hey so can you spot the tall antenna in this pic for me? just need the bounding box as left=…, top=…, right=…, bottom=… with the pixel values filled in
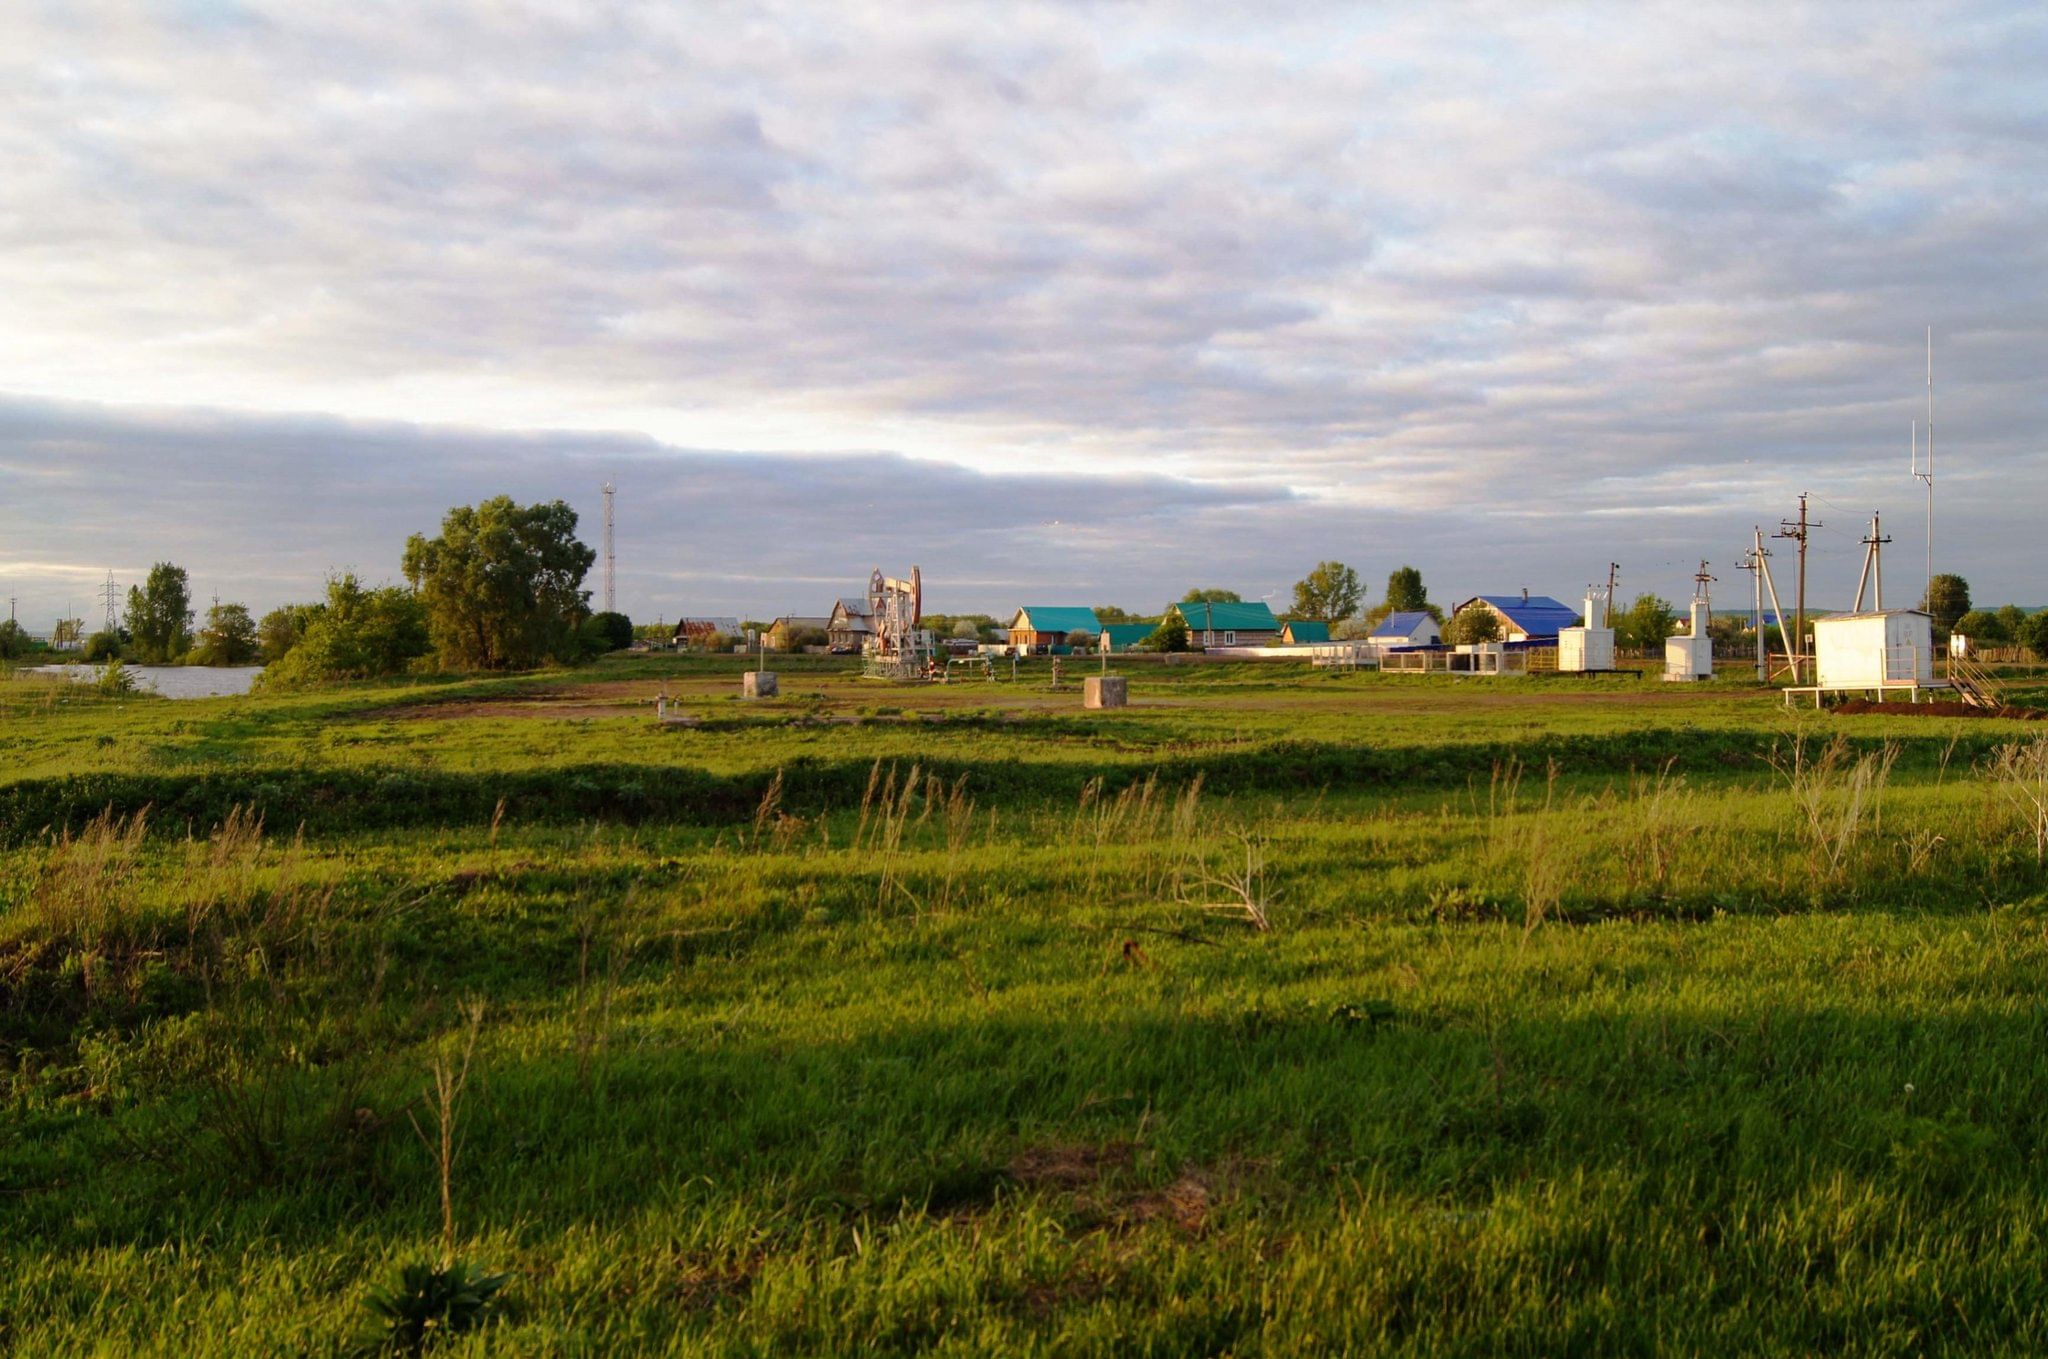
left=602, top=479, right=616, bottom=615
left=1911, top=327, right=1933, bottom=610
left=100, top=570, right=121, bottom=635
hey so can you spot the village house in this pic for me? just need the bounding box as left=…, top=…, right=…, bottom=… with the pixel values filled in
left=1100, top=622, right=1156, bottom=653
left=1449, top=593, right=1579, bottom=644
left=1278, top=619, right=1331, bottom=645
left=671, top=616, right=743, bottom=647
left=1169, top=600, right=1280, bottom=648
left=1368, top=610, right=1442, bottom=648
left=765, top=615, right=832, bottom=651
left=1008, top=606, right=1101, bottom=653
left=826, top=597, right=873, bottom=653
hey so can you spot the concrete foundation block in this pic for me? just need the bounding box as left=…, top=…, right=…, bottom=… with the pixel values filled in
left=742, top=670, right=779, bottom=699
left=1084, top=675, right=1128, bottom=709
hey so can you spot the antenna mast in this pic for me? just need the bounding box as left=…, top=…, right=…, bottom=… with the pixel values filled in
left=1911, top=327, right=1933, bottom=610
left=602, top=479, right=616, bottom=615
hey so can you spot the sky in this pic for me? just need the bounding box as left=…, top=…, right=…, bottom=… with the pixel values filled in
left=3, top=0, right=2046, bottom=628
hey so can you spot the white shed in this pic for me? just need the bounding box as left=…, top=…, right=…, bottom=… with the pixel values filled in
left=1663, top=597, right=1713, bottom=682
left=1813, top=610, right=1935, bottom=691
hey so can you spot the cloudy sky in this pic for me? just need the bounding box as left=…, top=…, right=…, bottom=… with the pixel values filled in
left=3, top=1, right=2045, bottom=627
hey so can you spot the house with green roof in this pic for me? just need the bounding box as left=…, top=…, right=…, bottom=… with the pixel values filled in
left=1008, top=606, right=1101, bottom=653
left=1100, top=622, right=1157, bottom=653
left=1279, top=619, right=1331, bottom=645
left=1169, top=600, right=1280, bottom=648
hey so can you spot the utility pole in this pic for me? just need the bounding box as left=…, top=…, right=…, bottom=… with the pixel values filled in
left=602, top=480, right=617, bottom=616
left=100, top=571, right=121, bottom=635
left=1775, top=494, right=1819, bottom=684
left=1853, top=513, right=1892, bottom=613
left=1737, top=534, right=1769, bottom=682
left=1605, top=562, right=1620, bottom=628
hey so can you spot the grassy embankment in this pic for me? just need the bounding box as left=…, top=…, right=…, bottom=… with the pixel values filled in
left=6, top=655, right=2048, bottom=1355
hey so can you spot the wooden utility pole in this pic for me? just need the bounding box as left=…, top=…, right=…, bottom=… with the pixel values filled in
left=1605, top=562, right=1620, bottom=628
left=1775, top=494, right=1819, bottom=684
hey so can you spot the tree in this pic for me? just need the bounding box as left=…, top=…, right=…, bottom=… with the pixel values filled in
left=587, top=611, right=634, bottom=653
left=1615, top=594, right=1677, bottom=650
left=124, top=562, right=192, bottom=663
left=83, top=631, right=123, bottom=662
left=1145, top=613, right=1192, bottom=652
left=952, top=619, right=979, bottom=640
left=1093, top=605, right=1141, bottom=625
left=1385, top=566, right=1430, bottom=613
left=1179, top=588, right=1242, bottom=605
left=2023, top=613, right=2048, bottom=661
left=192, top=601, right=260, bottom=666
left=1924, top=574, right=1971, bottom=634
left=50, top=617, right=85, bottom=651
left=1953, top=609, right=2005, bottom=644
left=1290, top=561, right=1363, bottom=624
left=259, top=574, right=431, bottom=689
left=1995, top=605, right=2030, bottom=641
left=402, top=497, right=596, bottom=671
left=259, top=602, right=324, bottom=663
left=0, top=619, right=30, bottom=660
left=1445, top=606, right=1501, bottom=645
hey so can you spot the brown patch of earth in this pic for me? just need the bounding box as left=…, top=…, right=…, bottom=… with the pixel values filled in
left=1833, top=698, right=2046, bottom=720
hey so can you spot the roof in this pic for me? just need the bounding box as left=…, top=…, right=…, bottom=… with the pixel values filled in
left=1464, top=595, right=1579, bottom=638
left=771, top=616, right=832, bottom=630
left=831, top=597, right=869, bottom=618
left=1370, top=610, right=1436, bottom=638
left=1012, top=606, right=1102, bottom=634
left=1102, top=623, right=1155, bottom=648
left=1174, top=600, right=1279, bottom=632
left=673, top=616, right=742, bottom=636
left=1817, top=609, right=1932, bottom=623
left=1281, top=619, right=1331, bottom=643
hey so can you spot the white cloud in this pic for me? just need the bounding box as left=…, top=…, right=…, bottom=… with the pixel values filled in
left=1, top=0, right=2045, bottom=619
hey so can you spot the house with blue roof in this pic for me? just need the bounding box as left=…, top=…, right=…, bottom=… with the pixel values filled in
left=1368, top=611, right=1442, bottom=648
left=1452, top=593, right=1581, bottom=643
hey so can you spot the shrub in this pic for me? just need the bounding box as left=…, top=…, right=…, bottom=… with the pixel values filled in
left=1445, top=607, right=1501, bottom=645
left=83, top=631, right=124, bottom=662
left=354, top=1260, right=508, bottom=1356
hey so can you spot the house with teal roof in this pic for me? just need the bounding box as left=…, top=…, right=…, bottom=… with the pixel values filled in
left=1008, top=606, right=1101, bottom=653
left=1279, top=619, right=1331, bottom=645
left=1100, top=622, right=1157, bottom=652
left=1169, top=600, right=1280, bottom=648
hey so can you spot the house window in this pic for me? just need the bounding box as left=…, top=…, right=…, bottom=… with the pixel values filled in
left=1224, top=631, right=1236, bottom=645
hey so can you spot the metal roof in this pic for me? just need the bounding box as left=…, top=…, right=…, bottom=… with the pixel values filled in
left=1466, top=595, right=1579, bottom=637
left=1012, top=606, right=1102, bottom=634
left=1281, top=619, right=1331, bottom=643
left=1102, top=623, right=1156, bottom=647
left=1370, top=610, right=1436, bottom=638
left=1174, top=600, right=1279, bottom=632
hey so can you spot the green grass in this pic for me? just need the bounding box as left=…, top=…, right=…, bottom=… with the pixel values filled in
left=6, top=657, right=2048, bottom=1354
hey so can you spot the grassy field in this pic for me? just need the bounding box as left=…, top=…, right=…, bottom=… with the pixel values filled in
left=6, top=655, right=2048, bottom=1355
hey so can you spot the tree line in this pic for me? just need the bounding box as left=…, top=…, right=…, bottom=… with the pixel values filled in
left=5, top=497, right=638, bottom=686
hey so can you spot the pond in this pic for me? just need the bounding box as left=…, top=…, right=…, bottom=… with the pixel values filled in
left=27, top=664, right=266, bottom=698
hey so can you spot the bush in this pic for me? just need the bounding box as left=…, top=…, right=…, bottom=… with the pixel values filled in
left=259, top=576, right=430, bottom=690
left=1954, top=609, right=2006, bottom=645
left=1445, top=607, right=1501, bottom=645
left=585, top=611, right=633, bottom=654
left=1145, top=614, right=1191, bottom=653
left=83, top=631, right=124, bottom=662
left=354, top=1260, right=508, bottom=1356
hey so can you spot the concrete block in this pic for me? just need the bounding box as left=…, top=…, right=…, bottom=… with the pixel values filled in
left=1084, top=675, right=1128, bottom=709
left=742, top=670, right=779, bottom=699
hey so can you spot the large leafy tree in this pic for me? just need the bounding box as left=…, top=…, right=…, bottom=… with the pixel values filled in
left=0, top=619, right=30, bottom=659
left=1179, top=588, right=1241, bottom=604
left=1924, top=574, right=1970, bottom=634
left=1615, top=594, right=1677, bottom=650
left=192, top=601, right=260, bottom=665
left=1290, top=561, right=1363, bottom=623
left=124, top=562, right=192, bottom=663
left=1386, top=566, right=1430, bottom=613
left=2023, top=613, right=2048, bottom=661
left=261, top=574, right=431, bottom=688
left=1995, top=605, right=2030, bottom=640
left=402, top=498, right=596, bottom=670
left=1953, top=609, right=2005, bottom=644
left=258, top=602, right=325, bottom=663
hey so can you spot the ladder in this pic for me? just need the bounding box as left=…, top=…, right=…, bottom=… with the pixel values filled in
left=1948, top=654, right=2002, bottom=709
